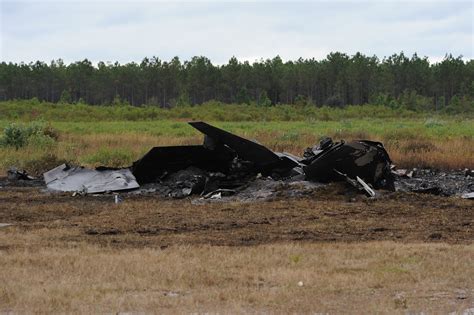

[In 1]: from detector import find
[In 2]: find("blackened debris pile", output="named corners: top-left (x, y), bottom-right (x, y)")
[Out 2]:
top-left (394, 168), bottom-right (474, 197)
top-left (130, 121), bottom-right (394, 198)
top-left (3, 121), bottom-right (464, 199)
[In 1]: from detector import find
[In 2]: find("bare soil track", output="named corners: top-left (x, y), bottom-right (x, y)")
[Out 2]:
top-left (0, 180), bottom-right (472, 249)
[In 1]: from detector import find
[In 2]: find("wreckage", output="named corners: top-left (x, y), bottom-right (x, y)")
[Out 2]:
top-left (40, 121), bottom-right (395, 197)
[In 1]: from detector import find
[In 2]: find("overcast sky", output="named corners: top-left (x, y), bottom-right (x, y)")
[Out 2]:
top-left (1, 0), bottom-right (472, 65)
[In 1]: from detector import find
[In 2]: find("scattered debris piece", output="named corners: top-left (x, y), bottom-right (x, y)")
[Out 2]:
top-left (130, 122), bottom-right (394, 198)
top-left (395, 168), bottom-right (473, 197)
top-left (302, 138), bottom-right (394, 190)
top-left (461, 192), bottom-right (474, 199)
top-left (392, 168), bottom-right (414, 178)
top-left (30, 121), bottom-right (473, 199)
top-left (356, 176), bottom-right (376, 197)
top-left (85, 228), bottom-right (121, 235)
top-left (7, 167), bottom-right (34, 180)
top-left (0, 223), bottom-right (13, 229)
top-left (43, 164), bottom-right (139, 194)
top-left (455, 289), bottom-right (468, 300)
top-left (114, 194), bottom-right (123, 204)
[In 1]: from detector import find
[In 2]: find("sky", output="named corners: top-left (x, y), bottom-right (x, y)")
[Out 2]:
top-left (0, 0), bottom-right (472, 65)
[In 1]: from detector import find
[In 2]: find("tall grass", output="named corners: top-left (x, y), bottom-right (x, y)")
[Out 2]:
top-left (1, 101), bottom-right (472, 172)
top-left (1, 120), bottom-right (472, 173)
top-left (2, 100), bottom-right (471, 122)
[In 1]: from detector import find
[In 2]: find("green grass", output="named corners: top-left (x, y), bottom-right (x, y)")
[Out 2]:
top-left (1, 100), bottom-right (472, 123)
top-left (1, 101), bottom-right (473, 173)
top-left (1, 119), bottom-right (471, 140)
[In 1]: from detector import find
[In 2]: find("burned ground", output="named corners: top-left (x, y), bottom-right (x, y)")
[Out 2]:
top-left (0, 176), bottom-right (473, 313)
top-left (1, 179), bottom-right (472, 249)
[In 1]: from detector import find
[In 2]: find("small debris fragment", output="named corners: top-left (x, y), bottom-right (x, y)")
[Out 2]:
top-left (429, 232), bottom-right (442, 240)
top-left (114, 194), bottom-right (123, 204)
top-left (461, 192), bottom-right (474, 199)
top-left (7, 167), bottom-right (34, 180)
top-left (85, 228), bottom-right (121, 235)
top-left (297, 281), bottom-right (304, 287)
top-left (455, 289), bottom-right (468, 300)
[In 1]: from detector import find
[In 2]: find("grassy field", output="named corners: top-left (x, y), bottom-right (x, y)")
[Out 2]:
top-left (1, 100), bottom-right (473, 172)
top-left (1, 241), bottom-right (472, 313)
top-left (0, 102), bottom-right (473, 313)
top-left (1, 117), bottom-right (473, 174)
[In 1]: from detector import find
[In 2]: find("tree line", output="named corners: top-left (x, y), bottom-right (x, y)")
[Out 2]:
top-left (0, 52), bottom-right (472, 111)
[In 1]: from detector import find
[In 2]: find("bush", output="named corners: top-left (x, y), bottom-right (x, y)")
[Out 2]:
top-left (27, 134), bottom-right (57, 149)
top-left (444, 95), bottom-right (474, 114)
top-left (1, 123), bottom-right (29, 149)
top-left (0, 121), bottom-right (59, 149)
top-left (59, 90), bottom-right (72, 104)
top-left (257, 91), bottom-right (272, 107)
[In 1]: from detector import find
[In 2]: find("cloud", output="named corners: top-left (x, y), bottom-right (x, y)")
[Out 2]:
top-left (1, 0), bottom-right (472, 64)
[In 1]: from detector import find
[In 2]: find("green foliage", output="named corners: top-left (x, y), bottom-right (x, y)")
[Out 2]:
top-left (0, 53), bottom-right (472, 110)
top-left (325, 95), bottom-right (344, 108)
top-left (1, 123), bottom-right (29, 149)
top-left (21, 153), bottom-right (69, 176)
top-left (257, 91), bottom-right (272, 106)
top-left (83, 148), bottom-right (134, 168)
top-left (1, 100), bottom-right (472, 124)
top-left (0, 121), bottom-right (59, 149)
top-left (236, 87), bottom-right (251, 105)
top-left (444, 95), bottom-right (474, 114)
top-left (175, 92), bottom-right (191, 107)
top-left (294, 95), bottom-right (310, 107)
top-left (398, 90), bottom-right (433, 111)
top-left (111, 94), bottom-right (130, 107)
top-left (59, 90), bottom-right (72, 104)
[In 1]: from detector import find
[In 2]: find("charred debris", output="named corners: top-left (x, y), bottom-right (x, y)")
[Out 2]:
top-left (128, 121), bottom-right (394, 198)
top-left (7, 121), bottom-right (472, 200)
top-left (41, 121), bottom-right (393, 198)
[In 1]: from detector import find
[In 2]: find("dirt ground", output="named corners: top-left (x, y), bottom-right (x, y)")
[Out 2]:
top-left (0, 180), bottom-right (473, 313)
top-left (0, 180), bottom-right (472, 248)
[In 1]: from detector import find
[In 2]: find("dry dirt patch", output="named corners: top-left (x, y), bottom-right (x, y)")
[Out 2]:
top-left (0, 184), bottom-right (472, 313)
top-left (0, 241), bottom-right (472, 313)
top-left (0, 184), bottom-right (472, 247)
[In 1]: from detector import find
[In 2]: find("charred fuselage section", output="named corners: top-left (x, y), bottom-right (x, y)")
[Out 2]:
top-left (302, 138), bottom-right (394, 190)
top-left (130, 122), bottom-right (394, 197)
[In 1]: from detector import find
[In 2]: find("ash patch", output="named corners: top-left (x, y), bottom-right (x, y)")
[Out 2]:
top-left (192, 178), bottom-right (326, 204)
top-left (395, 169), bottom-right (474, 197)
top-left (0, 176), bottom-right (44, 189)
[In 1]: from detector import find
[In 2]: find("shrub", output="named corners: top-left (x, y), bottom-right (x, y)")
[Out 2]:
top-left (59, 90), bottom-right (72, 104)
top-left (0, 121), bottom-right (60, 149)
top-left (1, 123), bottom-right (29, 149)
top-left (27, 134), bottom-right (57, 149)
top-left (257, 91), bottom-right (272, 107)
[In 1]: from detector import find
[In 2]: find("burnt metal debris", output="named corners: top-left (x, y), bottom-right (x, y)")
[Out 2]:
top-left (44, 164), bottom-right (139, 194)
top-left (33, 121), bottom-right (472, 199)
top-left (8, 167), bottom-right (35, 181)
top-left (130, 121), bottom-right (393, 197)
